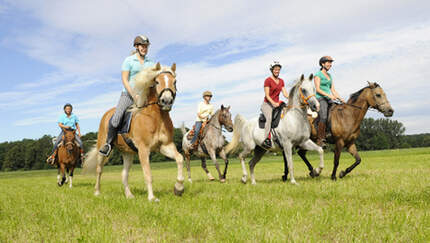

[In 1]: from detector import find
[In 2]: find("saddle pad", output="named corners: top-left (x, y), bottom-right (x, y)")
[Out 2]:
top-left (258, 102), bottom-right (286, 129)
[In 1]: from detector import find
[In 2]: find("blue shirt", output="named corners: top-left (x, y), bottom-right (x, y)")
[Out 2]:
top-left (121, 54), bottom-right (155, 91)
top-left (58, 113), bottom-right (79, 130)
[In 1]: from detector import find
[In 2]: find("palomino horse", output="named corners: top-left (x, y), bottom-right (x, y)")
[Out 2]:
top-left (294, 82), bottom-right (394, 180)
top-left (225, 74), bottom-right (324, 185)
top-left (181, 105), bottom-right (233, 183)
top-left (83, 63), bottom-right (184, 201)
top-left (57, 128), bottom-right (80, 187)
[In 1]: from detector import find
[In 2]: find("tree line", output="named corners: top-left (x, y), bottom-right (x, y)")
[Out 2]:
top-left (0, 118), bottom-right (429, 171)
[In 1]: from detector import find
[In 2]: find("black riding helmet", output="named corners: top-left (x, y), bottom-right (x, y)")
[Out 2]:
top-left (319, 56), bottom-right (334, 67)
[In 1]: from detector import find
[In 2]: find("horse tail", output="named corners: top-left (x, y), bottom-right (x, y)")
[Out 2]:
top-left (82, 145), bottom-right (101, 175)
top-left (225, 114), bottom-right (246, 154)
top-left (180, 122), bottom-right (187, 136)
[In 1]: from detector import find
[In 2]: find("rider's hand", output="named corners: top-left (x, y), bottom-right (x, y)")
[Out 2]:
top-left (328, 95), bottom-right (336, 100)
top-left (340, 98), bottom-right (346, 103)
top-left (273, 102), bottom-right (280, 108)
top-left (134, 94), bottom-right (140, 102)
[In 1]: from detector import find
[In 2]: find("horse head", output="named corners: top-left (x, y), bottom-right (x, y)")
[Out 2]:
top-left (219, 105), bottom-right (233, 132)
top-left (153, 63), bottom-right (177, 111)
top-left (290, 74), bottom-right (320, 112)
top-left (63, 129), bottom-right (76, 153)
top-left (365, 82), bottom-right (394, 117)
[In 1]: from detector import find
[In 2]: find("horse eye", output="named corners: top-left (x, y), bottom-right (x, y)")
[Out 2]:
top-left (376, 94), bottom-right (381, 98)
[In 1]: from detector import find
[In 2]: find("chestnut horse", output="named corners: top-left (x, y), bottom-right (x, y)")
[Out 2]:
top-left (57, 128), bottom-right (80, 187)
top-left (83, 63), bottom-right (184, 201)
top-left (290, 82), bottom-right (394, 181)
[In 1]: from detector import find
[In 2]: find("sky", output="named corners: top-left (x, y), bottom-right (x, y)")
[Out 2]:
top-left (0, 0), bottom-right (429, 142)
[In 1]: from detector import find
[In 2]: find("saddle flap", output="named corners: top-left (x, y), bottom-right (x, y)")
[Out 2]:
top-left (259, 102), bottom-right (286, 129)
top-left (110, 111), bottom-right (133, 134)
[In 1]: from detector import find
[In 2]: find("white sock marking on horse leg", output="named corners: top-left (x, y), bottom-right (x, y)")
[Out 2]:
top-left (69, 176), bottom-right (73, 188)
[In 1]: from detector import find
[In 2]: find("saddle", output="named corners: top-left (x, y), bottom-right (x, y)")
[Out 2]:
top-left (109, 111), bottom-right (133, 134)
top-left (258, 102), bottom-right (286, 129)
top-left (187, 121), bottom-right (207, 140)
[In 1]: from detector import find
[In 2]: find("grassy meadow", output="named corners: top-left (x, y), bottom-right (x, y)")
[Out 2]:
top-left (0, 147), bottom-right (429, 242)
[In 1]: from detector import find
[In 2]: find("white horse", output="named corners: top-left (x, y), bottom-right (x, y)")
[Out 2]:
top-left (225, 74), bottom-right (324, 185)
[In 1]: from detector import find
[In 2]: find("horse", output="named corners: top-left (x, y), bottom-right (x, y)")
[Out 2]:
top-left (56, 128), bottom-right (80, 187)
top-left (181, 105), bottom-right (233, 183)
top-left (225, 74), bottom-right (324, 185)
top-left (83, 63), bottom-right (185, 201)
top-left (293, 81), bottom-right (394, 180)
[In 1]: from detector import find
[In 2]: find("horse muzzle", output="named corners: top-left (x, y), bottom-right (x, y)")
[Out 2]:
top-left (383, 107), bottom-right (394, 117)
top-left (226, 126), bottom-right (233, 132)
top-left (309, 98), bottom-right (320, 112)
top-left (158, 89), bottom-right (175, 111)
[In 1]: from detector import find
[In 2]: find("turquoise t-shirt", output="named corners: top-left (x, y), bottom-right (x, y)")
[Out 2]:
top-left (121, 54), bottom-right (155, 91)
top-left (58, 113), bottom-right (79, 130)
top-left (315, 70), bottom-right (332, 99)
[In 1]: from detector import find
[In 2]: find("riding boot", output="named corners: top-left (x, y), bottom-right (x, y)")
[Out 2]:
top-left (46, 149), bottom-right (58, 165)
top-left (316, 122), bottom-right (326, 147)
top-left (99, 122), bottom-right (117, 157)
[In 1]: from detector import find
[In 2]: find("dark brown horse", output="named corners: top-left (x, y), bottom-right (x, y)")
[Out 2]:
top-left (285, 82), bottom-right (394, 180)
top-left (57, 128), bottom-right (80, 187)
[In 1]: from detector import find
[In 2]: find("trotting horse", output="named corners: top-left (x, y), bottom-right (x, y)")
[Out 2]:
top-left (83, 63), bottom-right (185, 201)
top-left (293, 82), bottom-right (394, 180)
top-left (181, 105), bottom-right (233, 183)
top-left (225, 74), bottom-right (324, 185)
top-left (57, 128), bottom-right (80, 187)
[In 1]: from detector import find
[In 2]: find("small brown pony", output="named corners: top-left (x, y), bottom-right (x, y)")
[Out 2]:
top-left (83, 63), bottom-right (184, 201)
top-left (181, 105), bottom-right (233, 183)
top-left (57, 128), bottom-right (80, 187)
top-left (288, 82), bottom-right (394, 180)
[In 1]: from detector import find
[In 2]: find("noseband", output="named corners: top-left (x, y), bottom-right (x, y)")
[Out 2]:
top-left (141, 71), bottom-right (177, 108)
top-left (299, 88), bottom-right (315, 105)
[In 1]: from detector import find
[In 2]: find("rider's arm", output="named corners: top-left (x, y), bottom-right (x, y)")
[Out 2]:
top-left (58, 122), bottom-right (69, 130)
top-left (314, 76), bottom-right (334, 99)
top-left (265, 87), bottom-right (279, 106)
top-left (122, 70), bottom-right (137, 100)
top-left (281, 87), bottom-right (289, 99)
top-left (76, 123), bottom-right (81, 137)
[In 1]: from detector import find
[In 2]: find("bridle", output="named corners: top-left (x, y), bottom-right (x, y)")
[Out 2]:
top-left (299, 88), bottom-right (315, 105)
top-left (139, 71), bottom-right (177, 108)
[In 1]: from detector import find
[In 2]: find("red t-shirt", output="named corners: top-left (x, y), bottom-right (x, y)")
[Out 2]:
top-left (264, 77), bottom-right (284, 103)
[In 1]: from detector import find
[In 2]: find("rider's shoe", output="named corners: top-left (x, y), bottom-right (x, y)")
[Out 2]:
top-left (262, 138), bottom-right (272, 149)
top-left (99, 123), bottom-right (117, 157)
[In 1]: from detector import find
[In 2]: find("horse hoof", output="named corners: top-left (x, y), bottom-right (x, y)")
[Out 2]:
top-left (188, 178), bottom-right (193, 183)
top-left (220, 178), bottom-right (226, 183)
top-left (282, 175), bottom-right (288, 182)
top-left (94, 191), bottom-right (100, 196)
top-left (241, 178), bottom-right (247, 184)
top-left (126, 194), bottom-right (135, 199)
top-left (331, 176), bottom-right (337, 181)
top-left (339, 171), bottom-right (346, 178)
top-left (290, 181), bottom-right (299, 185)
top-left (208, 177), bottom-right (215, 181)
top-left (57, 182), bottom-right (63, 187)
top-left (149, 197), bottom-right (160, 202)
top-left (174, 186), bottom-right (184, 196)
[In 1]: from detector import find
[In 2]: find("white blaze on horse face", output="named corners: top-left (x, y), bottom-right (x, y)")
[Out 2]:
top-left (164, 74), bottom-right (169, 88)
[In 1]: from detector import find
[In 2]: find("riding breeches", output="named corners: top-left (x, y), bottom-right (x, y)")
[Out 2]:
top-left (52, 131), bottom-right (83, 153)
top-left (317, 98), bottom-right (330, 123)
top-left (111, 91), bottom-right (134, 128)
top-left (191, 121), bottom-right (203, 144)
top-left (261, 101), bottom-right (274, 138)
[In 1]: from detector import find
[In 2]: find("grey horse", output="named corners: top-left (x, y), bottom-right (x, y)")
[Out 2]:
top-left (181, 105), bottom-right (233, 183)
top-left (225, 74), bottom-right (324, 185)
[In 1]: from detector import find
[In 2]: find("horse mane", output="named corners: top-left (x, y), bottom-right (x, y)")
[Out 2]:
top-left (132, 64), bottom-right (176, 108)
top-left (287, 78), bottom-right (303, 106)
top-left (348, 82), bottom-right (380, 103)
top-left (208, 109), bottom-right (221, 124)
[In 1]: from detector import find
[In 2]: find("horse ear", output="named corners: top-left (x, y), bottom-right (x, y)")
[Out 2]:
top-left (309, 73), bottom-right (313, 80)
top-left (171, 63), bottom-right (176, 73)
top-left (300, 74), bottom-right (304, 81)
top-left (367, 81), bottom-right (375, 88)
top-left (154, 62), bottom-right (161, 71)
top-left (221, 104), bottom-right (225, 110)
top-left (227, 105), bottom-right (231, 110)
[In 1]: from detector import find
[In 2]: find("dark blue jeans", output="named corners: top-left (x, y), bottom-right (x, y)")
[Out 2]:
top-left (191, 121), bottom-right (203, 144)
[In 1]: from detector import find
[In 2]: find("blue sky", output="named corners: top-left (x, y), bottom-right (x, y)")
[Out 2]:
top-left (0, 0), bottom-right (429, 142)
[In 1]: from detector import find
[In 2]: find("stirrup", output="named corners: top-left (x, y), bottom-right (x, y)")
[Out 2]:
top-left (99, 144), bottom-right (112, 157)
top-left (261, 138), bottom-right (272, 149)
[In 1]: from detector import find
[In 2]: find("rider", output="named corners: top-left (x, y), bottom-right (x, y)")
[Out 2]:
top-left (46, 103), bottom-right (84, 164)
top-left (190, 91), bottom-right (214, 149)
top-left (261, 61), bottom-right (288, 148)
top-left (99, 35), bottom-right (155, 156)
top-left (314, 56), bottom-right (345, 146)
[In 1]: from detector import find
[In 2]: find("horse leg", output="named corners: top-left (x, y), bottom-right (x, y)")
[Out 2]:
top-left (160, 143), bottom-right (185, 196)
top-left (69, 166), bottom-right (74, 188)
top-left (339, 143), bottom-right (361, 178)
top-left (184, 151), bottom-right (192, 183)
top-left (283, 143), bottom-right (298, 185)
top-left (299, 140), bottom-right (325, 177)
top-left (201, 157), bottom-right (215, 181)
top-left (65, 167), bottom-right (69, 184)
top-left (95, 154), bottom-right (108, 196)
top-left (58, 163), bottom-right (66, 187)
top-left (137, 147), bottom-right (157, 201)
top-left (219, 149), bottom-right (229, 182)
top-left (208, 150), bottom-right (224, 183)
top-left (239, 148), bottom-right (251, 184)
top-left (331, 140), bottom-right (344, 181)
top-left (122, 153), bottom-right (135, 198)
top-left (249, 146), bottom-right (266, 185)
top-left (282, 150), bottom-right (289, 182)
top-left (57, 167), bottom-right (61, 185)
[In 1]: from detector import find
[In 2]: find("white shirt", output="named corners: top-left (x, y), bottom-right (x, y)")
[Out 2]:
top-left (196, 101), bottom-right (214, 122)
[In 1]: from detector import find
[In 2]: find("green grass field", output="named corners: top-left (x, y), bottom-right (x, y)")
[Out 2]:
top-left (1, 148), bottom-right (429, 242)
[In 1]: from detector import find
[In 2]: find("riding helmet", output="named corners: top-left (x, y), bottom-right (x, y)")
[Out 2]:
top-left (202, 91), bottom-right (213, 97)
top-left (269, 61), bottom-right (282, 71)
top-left (63, 103), bottom-right (73, 110)
top-left (133, 35), bottom-right (150, 46)
top-left (319, 56), bottom-right (334, 66)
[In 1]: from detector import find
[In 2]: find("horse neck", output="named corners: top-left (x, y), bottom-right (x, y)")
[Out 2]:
top-left (206, 110), bottom-right (222, 134)
top-left (288, 87), bottom-right (306, 113)
top-left (347, 88), bottom-right (371, 130)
